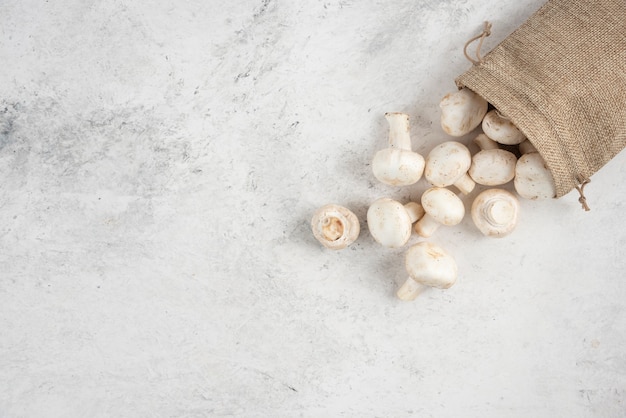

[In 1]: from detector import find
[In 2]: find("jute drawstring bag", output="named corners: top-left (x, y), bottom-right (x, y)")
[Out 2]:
top-left (455, 0), bottom-right (626, 210)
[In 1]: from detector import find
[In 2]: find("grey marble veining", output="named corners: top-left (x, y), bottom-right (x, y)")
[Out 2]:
top-left (1, 0), bottom-right (625, 416)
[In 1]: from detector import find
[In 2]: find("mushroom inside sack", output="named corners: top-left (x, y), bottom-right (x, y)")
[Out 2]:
top-left (440, 87), bottom-right (488, 137)
top-left (514, 142), bottom-right (557, 200)
top-left (482, 109), bottom-right (526, 145)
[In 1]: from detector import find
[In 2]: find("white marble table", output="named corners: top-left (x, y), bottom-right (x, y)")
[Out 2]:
top-left (1, 0), bottom-right (625, 416)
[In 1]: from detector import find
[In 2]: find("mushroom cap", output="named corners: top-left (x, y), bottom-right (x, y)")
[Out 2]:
top-left (421, 187), bottom-right (465, 226)
top-left (440, 88), bottom-right (488, 137)
top-left (384, 112), bottom-right (412, 150)
top-left (425, 141), bottom-right (472, 188)
top-left (405, 242), bottom-right (458, 289)
top-left (514, 153), bottom-right (557, 199)
top-left (311, 204), bottom-right (360, 250)
top-left (372, 148), bottom-right (425, 186)
top-left (482, 109), bottom-right (526, 145)
top-left (471, 189), bottom-right (520, 237)
top-left (468, 149), bottom-right (517, 186)
top-left (367, 198), bottom-right (414, 248)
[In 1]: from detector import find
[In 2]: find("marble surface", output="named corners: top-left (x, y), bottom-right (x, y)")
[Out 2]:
top-left (1, 0), bottom-right (625, 417)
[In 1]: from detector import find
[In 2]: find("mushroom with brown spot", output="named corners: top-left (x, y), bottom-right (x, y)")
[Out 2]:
top-left (514, 145), bottom-right (557, 200)
top-left (424, 141), bottom-right (475, 194)
top-left (440, 87), bottom-right (488, 137)
top-left (396, 242), bottom-right (458, 301)
top-left (482, 109), bottom-right (526, 145)
top-left (414, 187), bottom-right (465, 238)
top-left (367, 198), bottom-right (424, 248)
top-left (372, 112), bottom-right (425, 186)
top-left (468, 133), bottom-right (517, 186)
top-left (311, 204), bottom-right (360, 250)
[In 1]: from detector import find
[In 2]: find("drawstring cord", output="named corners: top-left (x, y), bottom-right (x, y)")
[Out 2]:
top-left (575, 176), bottom-right (591, 211)
top-left (464, 21), bottom-right (492, 65)
top-left (464, 22), bottom-right (592, 213)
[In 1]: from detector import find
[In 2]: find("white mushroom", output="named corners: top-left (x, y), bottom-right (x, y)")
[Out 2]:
top-left (372, 112), bottom-right (425, 186)
top-left (396, 242), bottom-right (458, 301)
top-left (367, 198), bottom-right (424, 248)
top-left (440, 87), bottom-right (488, 137)
top-left (468, 134), bottom-right (517, 186)
top-left (514, 153), bottom-right (557, 200)
top-left (424, 141), bottom-right (475, 194)
top-left (471, 189), bottom-right (520, 237)
top-left (414, 187), bottom-right (465, 238)
top-left (311, 204), bottom-right (360, 250)
top-left (482, 109), bottom-right (526, 145)
top-left (518, 139), bottom-right (537, 155)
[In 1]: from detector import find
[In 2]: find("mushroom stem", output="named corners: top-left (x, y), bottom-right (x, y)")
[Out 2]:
top-left (385, 112), bottom-right (412, 150)
top-left (473, 133), bottom-right (499, 151)
top-left (453, 173), bottom-right (475, 195)
top-left (519, 139), bottom-right (538, 155)
top-left (404, 202), bottom-right (425, 223)
top-left (483, 200), bottom-right (513, 225)
top-left (413, 213), bottom-right (441, 238)
top-left (396, 277), bottom-right (427, 301)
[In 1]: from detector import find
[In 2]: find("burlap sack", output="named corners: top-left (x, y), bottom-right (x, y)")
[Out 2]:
top-left (455, 0), bottom-right (626, 206)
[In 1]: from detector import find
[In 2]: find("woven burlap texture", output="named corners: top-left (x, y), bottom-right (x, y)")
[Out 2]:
top-left (456, 0), bottom-right (626, 198)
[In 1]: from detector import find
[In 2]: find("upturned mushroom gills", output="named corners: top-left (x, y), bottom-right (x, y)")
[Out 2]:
top-left (397, 242), bottom-right (458, 301)
top-left (414, 187), bottom-right (465, 238)
top-left (372, 112), bottom-right (425, 186)
top-left (514, 153), bottom-right (557, 200)
top-left (471, 189), bottom-right (520, 237)
top-left (311, 204), bottom-right (360, 250)
top-left (482, 109), bottom-right (526, 145)
top-left (440, 87), bottom-right (488, 137)
top-left (367, 198), bottom-right (424, 248)
top-left (468, 133), bottom-right (517, 186)
top-left (424, 141), bottom-right (475, 194)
